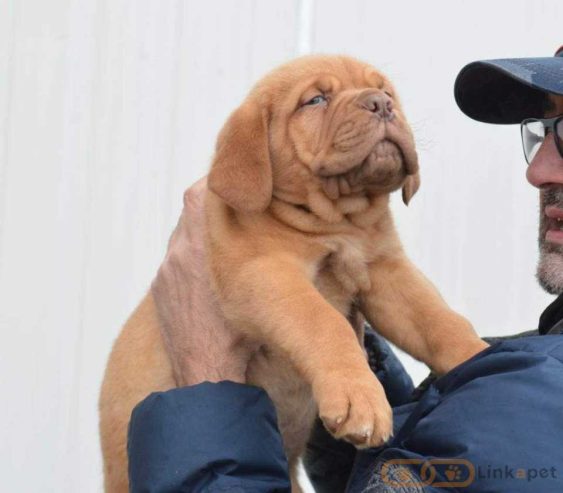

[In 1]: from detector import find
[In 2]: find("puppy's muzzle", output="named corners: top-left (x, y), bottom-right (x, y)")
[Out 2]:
top-left (357, 90), bottom-right (395, 121)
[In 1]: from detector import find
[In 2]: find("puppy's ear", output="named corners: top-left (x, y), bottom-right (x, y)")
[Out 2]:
top-left (208, 99), bottom-right (272, 212)
top-left (402, 173), bottom-right (420, 206)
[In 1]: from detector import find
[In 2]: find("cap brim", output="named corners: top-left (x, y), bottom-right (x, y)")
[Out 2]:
top-left (454, 57), bottom-right (563, 124)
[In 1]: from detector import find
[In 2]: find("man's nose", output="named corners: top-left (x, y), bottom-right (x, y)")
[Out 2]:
top-left (358, 91), bottom-right (394, 120)
top-left (526, 133), bottom-right (563, 188)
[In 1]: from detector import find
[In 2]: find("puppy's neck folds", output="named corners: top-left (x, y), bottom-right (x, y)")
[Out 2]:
top-left (270, 190), bottom-right (390, 234)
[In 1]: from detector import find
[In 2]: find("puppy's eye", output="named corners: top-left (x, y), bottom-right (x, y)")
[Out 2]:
top-left (384, 91), bottom-right (394, 99)
top-left (303, 95), bottom-right (327, 106)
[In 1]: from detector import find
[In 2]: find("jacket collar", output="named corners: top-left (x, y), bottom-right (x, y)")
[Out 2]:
top-left (538, 293), bottom-right (563, 335)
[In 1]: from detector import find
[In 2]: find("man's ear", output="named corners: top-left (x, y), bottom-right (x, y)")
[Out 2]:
top-left (208, 99), bottom-right (272, 212)
top-left (402, 172), bottom-right (420, 206)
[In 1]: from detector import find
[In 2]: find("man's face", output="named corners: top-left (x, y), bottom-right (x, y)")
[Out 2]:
top-left (526, 95), bottom-right (563, 294)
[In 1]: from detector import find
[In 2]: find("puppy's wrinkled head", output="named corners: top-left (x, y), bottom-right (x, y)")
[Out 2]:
top-left (209, 55), bottom-right (420, 216)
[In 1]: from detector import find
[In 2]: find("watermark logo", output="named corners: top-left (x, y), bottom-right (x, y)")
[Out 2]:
top-left (478, 464), bottom-right (558, 482)
top-left (381, 459), bottom-right (558, 488)
top-left (381, 458), bottom-right (475, 488)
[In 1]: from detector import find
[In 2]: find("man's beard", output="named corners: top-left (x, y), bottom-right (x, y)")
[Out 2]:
top-left (537, 187), bottom-right (563, 294)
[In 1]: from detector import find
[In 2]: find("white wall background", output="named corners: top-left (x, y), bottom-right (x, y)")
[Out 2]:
top-left (1, 0), bottom-right (561, 491)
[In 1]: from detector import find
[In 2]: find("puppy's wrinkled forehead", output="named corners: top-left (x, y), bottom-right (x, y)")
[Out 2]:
top-left (252, 55), bottom-right (394, 108)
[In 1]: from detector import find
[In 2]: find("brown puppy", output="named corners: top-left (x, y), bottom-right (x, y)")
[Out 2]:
top-left (100, 55), bottom-right (488, 492)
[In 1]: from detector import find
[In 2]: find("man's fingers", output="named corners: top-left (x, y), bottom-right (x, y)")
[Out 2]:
top-left (164, 176), bottom-right (209, 254)
top-left (183, 176), bottom-right (208, 211)
top-left (178, 177), bottom-right (208, 241)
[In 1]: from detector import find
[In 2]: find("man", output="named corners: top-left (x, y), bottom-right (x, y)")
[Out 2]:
top-left (127, 47), bottom-right (563, 492)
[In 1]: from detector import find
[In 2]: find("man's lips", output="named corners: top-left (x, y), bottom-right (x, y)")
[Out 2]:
top-left (545, 205), bottom-right (563, 220)
top-left (544, 205), bottom-right (563, 244)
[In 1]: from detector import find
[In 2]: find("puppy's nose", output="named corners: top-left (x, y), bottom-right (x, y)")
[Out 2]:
top-left (359, 92), bottom-right (394, 120)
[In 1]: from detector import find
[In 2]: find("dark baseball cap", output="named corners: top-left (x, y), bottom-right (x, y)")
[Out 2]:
top-left (454, 46), bottom-right (563, 124)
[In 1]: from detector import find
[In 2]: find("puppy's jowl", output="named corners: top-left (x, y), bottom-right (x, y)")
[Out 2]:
top-left (100, 55), bottom-right (488, 492)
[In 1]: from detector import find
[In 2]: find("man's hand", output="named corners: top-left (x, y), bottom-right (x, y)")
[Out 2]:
top-left (151, 177), bottom-right (255, 387)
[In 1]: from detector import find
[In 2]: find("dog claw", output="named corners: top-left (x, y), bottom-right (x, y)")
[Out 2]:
top-left (315, 370), bottom-right (393, 449)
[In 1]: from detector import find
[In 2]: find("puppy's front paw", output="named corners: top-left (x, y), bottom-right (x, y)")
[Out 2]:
top-left (314, 369), bottom-right (393, 449)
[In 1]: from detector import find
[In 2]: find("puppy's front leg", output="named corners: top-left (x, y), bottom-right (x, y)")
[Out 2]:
top-left (219, 254), bottom-right (392, 448)
top-left (360, 253), bottom-right (489, 375)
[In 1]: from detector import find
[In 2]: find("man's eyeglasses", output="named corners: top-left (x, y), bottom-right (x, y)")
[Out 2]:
top-left (520, 115), bottom-right (563, 165)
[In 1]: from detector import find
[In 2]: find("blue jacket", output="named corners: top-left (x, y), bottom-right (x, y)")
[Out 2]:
top-left (128, 302), bottom-right (563, 492)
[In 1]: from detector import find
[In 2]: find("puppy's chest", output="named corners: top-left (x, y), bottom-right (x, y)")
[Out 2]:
top-left (313, 236), bottom-right (374, 310)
